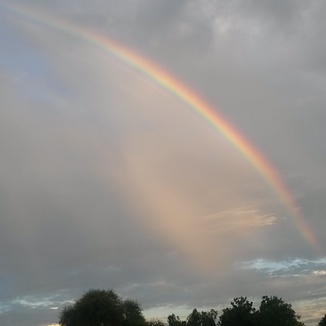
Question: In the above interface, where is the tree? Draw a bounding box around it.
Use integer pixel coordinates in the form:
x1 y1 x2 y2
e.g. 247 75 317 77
200 309 218 326
218 297 257 326
59 289 146 326
123 299 146 326
318 315 326 326
168 314 185 326
146 319 166 326
187 308 217 326
257 296 304 326
187 309 202 326
59 305 79 326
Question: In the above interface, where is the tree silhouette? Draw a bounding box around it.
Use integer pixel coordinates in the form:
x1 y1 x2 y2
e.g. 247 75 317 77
123 299 146 326
59 289 145 326
257 296 304 326
217 297 257 326
59 289 308 326
187 309 202 326
318 315 326 326
146 319 165 326
167 313 185 326
217 295 305 326
168 308 217 326
200 309 218 326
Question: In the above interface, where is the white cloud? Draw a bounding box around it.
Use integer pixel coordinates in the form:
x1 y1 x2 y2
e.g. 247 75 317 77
239 257 326 276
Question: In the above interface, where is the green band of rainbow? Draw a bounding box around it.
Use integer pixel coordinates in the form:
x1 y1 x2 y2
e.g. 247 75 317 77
5 3 320 253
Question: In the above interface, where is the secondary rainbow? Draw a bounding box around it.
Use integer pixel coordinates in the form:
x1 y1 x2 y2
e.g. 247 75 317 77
6 3 320 252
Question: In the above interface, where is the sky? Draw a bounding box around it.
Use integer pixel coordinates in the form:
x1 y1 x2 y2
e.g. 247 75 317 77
1 0 326 325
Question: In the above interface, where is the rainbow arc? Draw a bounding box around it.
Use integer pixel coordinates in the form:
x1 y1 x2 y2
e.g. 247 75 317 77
5 3 321 253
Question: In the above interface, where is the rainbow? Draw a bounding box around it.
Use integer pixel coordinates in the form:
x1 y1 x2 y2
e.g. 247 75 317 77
5 3 320 253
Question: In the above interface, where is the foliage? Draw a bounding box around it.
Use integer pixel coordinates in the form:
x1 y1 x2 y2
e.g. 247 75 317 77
257 296 304 326
201 309 218 326
217 296 305 326
168 308 217 326
59 289 145 326
123 299 146 326
187 308 218 326
318 315 326 326
59 289 307 326
217 297 257 326
167 313 186 326
146 318 166 326
187 309 202 326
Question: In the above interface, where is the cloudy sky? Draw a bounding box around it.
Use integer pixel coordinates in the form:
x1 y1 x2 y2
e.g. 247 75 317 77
1 0 326 325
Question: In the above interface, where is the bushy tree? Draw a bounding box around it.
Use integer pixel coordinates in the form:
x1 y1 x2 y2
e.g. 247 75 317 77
200 309 218 326
257 296 304 326
187 308 217 326
187 309 202 326
317 314 326 326
217 295 305 326
59 289 146 326
168 313 186 326
168 308 217 326
123 299 146 326
59 305 78 326
146 318 166 326
217 297 257 326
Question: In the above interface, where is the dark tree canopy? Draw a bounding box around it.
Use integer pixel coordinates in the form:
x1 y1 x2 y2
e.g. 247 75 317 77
123 299 146 326
217 296 305 326
167 313 186 326
168 308 217 326
187 308 218 326
59 289 308 326
187 309 202 326
146 319 166 326
257 296 304 326
200 309 218 326
59 289 145 326
218 297 257 326
318 315 326 326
